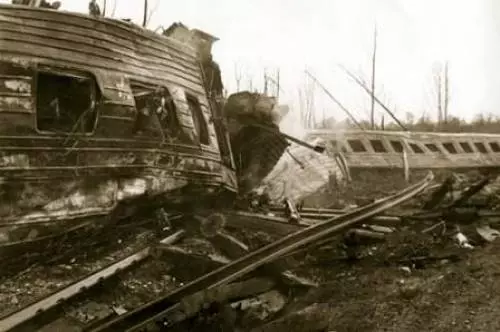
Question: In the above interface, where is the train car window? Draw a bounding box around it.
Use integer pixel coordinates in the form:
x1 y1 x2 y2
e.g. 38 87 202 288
489 142 500 152
425 143 440 152
131 83 181 139
36 71 97 133
443 142 458 154
474 142 488 153
370 139 387 153
347 139 367 152
459 142 473 153
409 143 424 154
185 94 210 145
390 140 404 153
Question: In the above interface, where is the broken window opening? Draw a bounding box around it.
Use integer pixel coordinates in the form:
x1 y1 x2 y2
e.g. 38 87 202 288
474 142 488 153
186 94 210 145
390 140 404 153
425 143 440 153
489 142 500 152
347 139 367 152
131 84 181 140
409 143 424 154
36 71 97 133
443 142 458 154
459 142 473 153
370 139 387 153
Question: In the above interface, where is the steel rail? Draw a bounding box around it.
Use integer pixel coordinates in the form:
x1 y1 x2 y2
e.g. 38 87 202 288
0 231 185 332
91 172 434 332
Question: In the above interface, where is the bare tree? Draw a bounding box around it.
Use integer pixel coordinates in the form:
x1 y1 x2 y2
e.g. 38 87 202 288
370 24 378 129
306 70 363 130
142 0 147 27
234 62 242 92
339 65 407 131
145 0 161 28
275 68 280 98
298 88 305 127
432 62 443 125
263 68 268 95
432 61 450 127
110 0 118 17
444 61 449 123
297 76 315 129
247 75 254 92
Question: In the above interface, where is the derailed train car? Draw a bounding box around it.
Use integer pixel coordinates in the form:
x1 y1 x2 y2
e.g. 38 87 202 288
0 4 239 245
307 129 500 170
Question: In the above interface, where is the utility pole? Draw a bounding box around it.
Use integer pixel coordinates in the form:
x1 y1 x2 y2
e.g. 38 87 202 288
370 24 378 129
102 0 106 16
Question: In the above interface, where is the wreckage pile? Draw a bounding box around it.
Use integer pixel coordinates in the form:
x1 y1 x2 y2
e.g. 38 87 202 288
2 170 500 332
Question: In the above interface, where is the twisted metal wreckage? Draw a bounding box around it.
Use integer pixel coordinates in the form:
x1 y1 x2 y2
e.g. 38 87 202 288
0 2 493 332
0 3 345 254
0 2 499 252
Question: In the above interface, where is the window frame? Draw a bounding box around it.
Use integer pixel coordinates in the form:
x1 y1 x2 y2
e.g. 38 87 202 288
458 142 473 153
130 82 181 139
370 139 387 153
424 143 441 153
489 141 500 153
347 139 367 152
442 142 458 154
185 93 211 146
409 143 425 154
474 142 488 154
34 67 99 136
390 140 404 153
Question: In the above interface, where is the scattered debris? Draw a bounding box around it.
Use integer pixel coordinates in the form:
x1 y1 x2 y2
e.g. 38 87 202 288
476 224 500 242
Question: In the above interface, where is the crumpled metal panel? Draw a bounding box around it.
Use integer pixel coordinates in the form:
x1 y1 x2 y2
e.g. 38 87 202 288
255 137 345 203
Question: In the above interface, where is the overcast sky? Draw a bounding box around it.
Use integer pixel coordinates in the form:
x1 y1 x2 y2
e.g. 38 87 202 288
1 0 496 129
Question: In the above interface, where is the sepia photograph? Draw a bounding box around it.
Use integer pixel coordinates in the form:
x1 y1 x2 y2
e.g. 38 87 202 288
0 0 497 331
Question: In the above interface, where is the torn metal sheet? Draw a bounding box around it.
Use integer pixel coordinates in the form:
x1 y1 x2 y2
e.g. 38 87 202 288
254 137 345 203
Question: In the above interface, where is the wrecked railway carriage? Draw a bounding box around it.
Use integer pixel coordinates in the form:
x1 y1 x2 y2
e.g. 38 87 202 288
0 5 248 246
308 130 500 170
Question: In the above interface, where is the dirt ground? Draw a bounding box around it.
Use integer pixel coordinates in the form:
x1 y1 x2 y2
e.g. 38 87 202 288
272 231 499 332
238 169 500 332
3 169 500 332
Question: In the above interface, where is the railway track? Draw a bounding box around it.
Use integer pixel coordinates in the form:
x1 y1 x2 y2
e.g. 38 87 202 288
0 208 178 276
0 172 433 332
89 172 434 332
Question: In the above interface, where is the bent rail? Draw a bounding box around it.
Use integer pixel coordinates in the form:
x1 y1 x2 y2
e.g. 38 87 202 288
91 171 434 332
